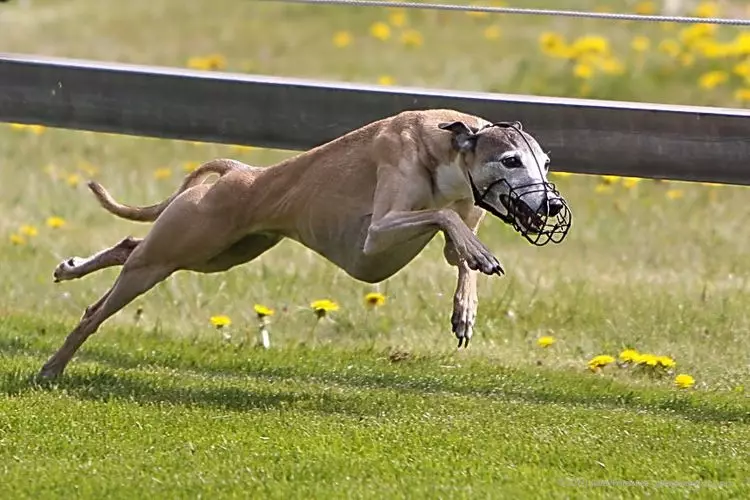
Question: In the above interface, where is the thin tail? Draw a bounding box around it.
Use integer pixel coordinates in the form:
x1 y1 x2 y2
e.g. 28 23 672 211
87 158 243 223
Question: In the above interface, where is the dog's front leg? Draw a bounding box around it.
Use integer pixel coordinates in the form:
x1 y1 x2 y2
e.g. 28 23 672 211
364 209 503 275
443 204 486 347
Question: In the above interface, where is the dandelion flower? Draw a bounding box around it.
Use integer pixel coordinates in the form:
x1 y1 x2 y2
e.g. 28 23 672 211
537 336 556 348
619 349 639 363
734 89 750 103
388 10 407 28
377 75 395 86
483 25 501 41
46 216 66 229
183 161 200 173
19 225 38 237
210 315 232 329
635 353 659 367
9 233 26 245
332 31 352 48
666 189 684 200
400 29 423 48
657 355 676 369
550 171 572 179
658 39 680 58
698 71 728 90
601 175 620 185
594 184 612 194
66 173 81 187
674 373 695 389
573 63 594 80
311 299 339 319
365 292 386 307
153 168 172 180
369 22 391 42
631 36 650 53
254 304 275 318
634 1 656 15
572 35 610 56
694 2 719 19
587 354 616 371
622 177 642 189
231 145 255 154
187 54 227 71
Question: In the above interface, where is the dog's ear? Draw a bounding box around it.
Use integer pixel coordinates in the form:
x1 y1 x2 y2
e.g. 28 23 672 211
438 121 477 153
494 121 523 131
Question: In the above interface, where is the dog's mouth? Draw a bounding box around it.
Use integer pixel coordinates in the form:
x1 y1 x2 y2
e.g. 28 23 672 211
500 195 544 234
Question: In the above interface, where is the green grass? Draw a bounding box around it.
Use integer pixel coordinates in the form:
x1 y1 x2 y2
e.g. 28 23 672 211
2 0 750 498
1 316 748 499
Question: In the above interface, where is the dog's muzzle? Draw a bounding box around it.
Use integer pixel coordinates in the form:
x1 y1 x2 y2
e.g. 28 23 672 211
469 177 572 246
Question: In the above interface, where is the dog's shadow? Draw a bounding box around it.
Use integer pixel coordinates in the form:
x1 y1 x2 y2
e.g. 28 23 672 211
2 337 747 424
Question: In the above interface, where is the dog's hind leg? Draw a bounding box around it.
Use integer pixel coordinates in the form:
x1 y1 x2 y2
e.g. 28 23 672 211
187 233 283 274
53 237 142 283
39 260 174 379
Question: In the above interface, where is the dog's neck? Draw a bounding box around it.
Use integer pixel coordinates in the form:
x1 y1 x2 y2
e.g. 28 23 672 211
433 154 473 206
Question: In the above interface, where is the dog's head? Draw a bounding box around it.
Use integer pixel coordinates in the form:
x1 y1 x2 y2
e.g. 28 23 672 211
439 120 571 246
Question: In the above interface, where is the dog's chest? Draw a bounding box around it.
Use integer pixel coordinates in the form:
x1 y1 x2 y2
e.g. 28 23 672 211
433 162 472 206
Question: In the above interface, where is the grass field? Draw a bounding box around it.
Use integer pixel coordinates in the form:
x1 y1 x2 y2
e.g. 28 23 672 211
1 0 749 498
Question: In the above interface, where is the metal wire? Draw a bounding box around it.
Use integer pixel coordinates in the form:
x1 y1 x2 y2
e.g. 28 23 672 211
263 0 750 26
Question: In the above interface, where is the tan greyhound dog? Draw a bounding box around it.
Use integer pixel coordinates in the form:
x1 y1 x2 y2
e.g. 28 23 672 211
41 109 571 378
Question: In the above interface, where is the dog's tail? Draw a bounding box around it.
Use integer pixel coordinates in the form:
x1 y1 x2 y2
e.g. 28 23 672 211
87 158 242 223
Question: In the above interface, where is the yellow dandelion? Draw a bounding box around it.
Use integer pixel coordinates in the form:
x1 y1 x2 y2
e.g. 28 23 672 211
635 353 659 367
537 336 556 348
631 36 650 53
587 354 616 372
619 349 640 363
332 31 352 48
658 39 681 58
388 10 407 28
364 292 386 307
19 225 38 238
210 315 232 329
483 25 501 41
550 171 573 179
400 29 423 48
674 373 695 389
573 63 594 80
734 61 750 79
666 189 684 200
594 183 613 194
153 167 172 180
231 145 255 154
183 161 200 173
187 54 226 71
634 1 656 15
732 32 750 57
377 75 395 86
679 24 716 47
622 177 642 189
254 304 275 318
66 173 81 187
46 216 66 229
10 123 46 135
599 57 625 75
734 88 750 103
539 32 573 59
657 355 676 369
311 299 339 319
9 233 26 246
693 2 719 18
601 175 620 185
572 35 610 57
369 22 391 42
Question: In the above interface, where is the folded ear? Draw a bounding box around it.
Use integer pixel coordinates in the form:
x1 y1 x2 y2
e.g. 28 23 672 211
438 121 477 153
494 121 523 131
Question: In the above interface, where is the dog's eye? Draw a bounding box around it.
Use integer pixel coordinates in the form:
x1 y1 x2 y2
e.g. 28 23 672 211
501 156 523 169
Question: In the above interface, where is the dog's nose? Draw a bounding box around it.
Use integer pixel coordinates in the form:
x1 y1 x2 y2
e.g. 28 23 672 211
541 198 564 217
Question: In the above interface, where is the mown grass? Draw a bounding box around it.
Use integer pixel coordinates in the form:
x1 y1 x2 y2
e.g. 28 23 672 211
1 316 748 499
1 0 750 497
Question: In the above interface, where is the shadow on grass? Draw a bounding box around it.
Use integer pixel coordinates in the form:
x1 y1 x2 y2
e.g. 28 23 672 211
1 335 748 424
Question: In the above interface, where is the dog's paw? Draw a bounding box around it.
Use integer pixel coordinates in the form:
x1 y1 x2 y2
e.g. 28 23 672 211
452 297 477 348
462 239 504 276
53 257 85 283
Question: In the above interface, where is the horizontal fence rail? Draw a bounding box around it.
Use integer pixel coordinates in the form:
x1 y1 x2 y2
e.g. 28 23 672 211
1 53 749 185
